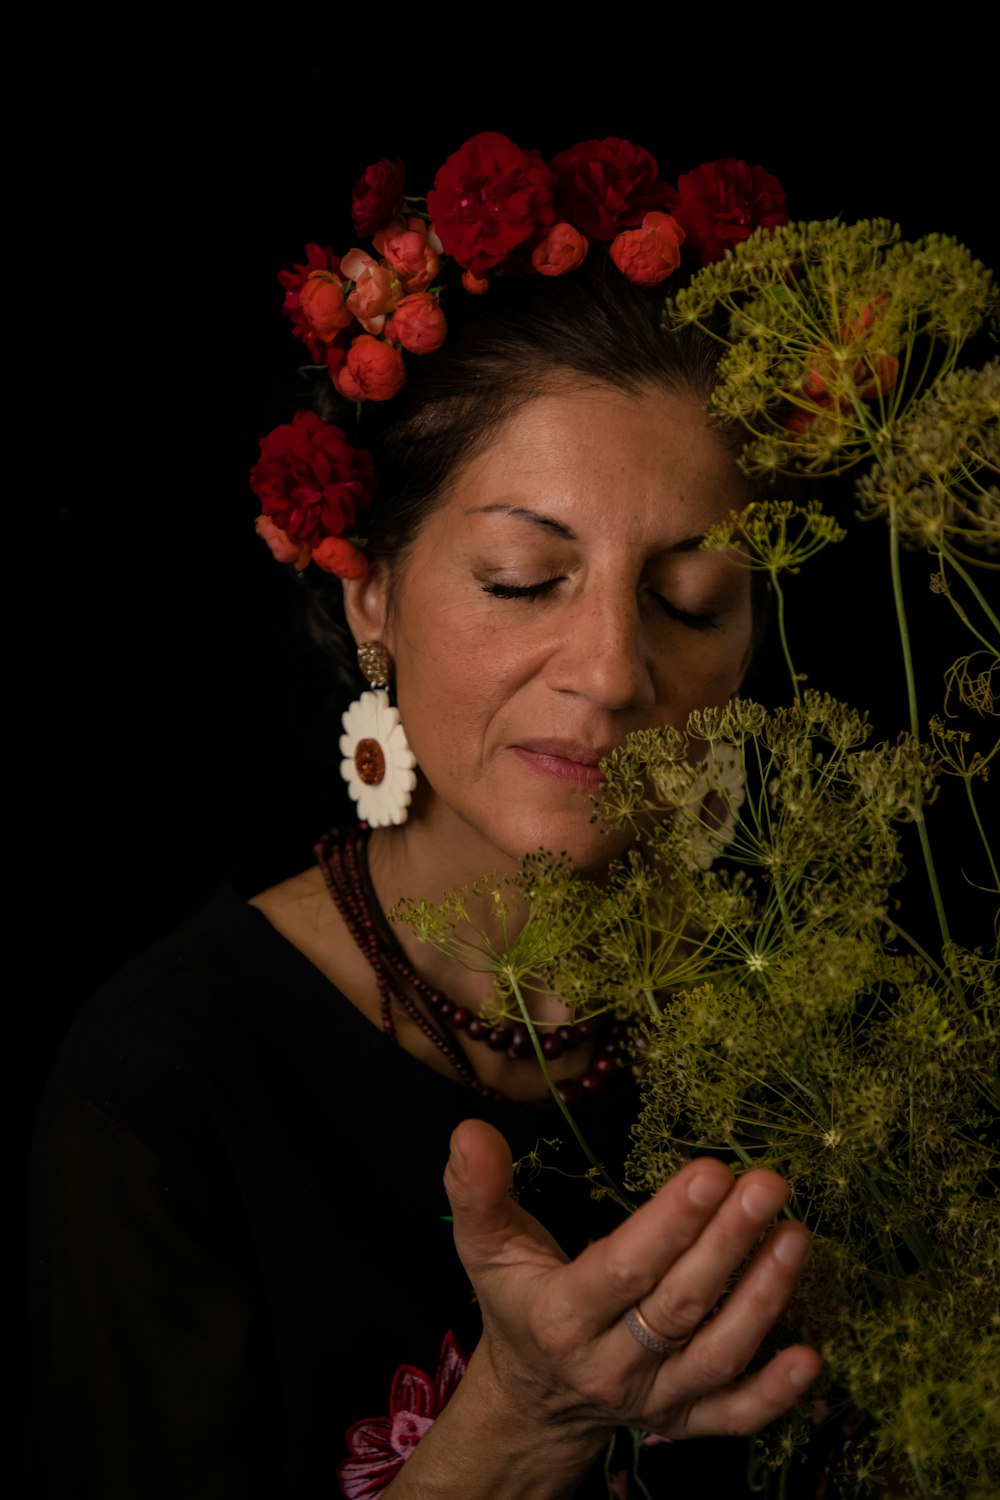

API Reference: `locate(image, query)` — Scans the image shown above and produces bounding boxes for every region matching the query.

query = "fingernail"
[741,1181,781,1221]
[688,1172,730,1209]
[789,1364,814,1391]
[773,1230,809,1269]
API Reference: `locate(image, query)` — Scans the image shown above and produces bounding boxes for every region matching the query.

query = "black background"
[18,36,998,1474]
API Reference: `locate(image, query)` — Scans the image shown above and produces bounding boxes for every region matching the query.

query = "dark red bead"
[593,1055,618,1075]
[466,1018,486,1041]
[580,1070,604,1092]
[576,1019,597,1038]
[557,1025,579,1051]
[556,1079,584,1106]
[450,1006,470,1030]
[488,1028,509,1051]
[507,1028,533,1059]
[541,1034,565,1060]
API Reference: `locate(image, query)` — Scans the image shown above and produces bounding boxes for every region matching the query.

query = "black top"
[26,875,780,1499]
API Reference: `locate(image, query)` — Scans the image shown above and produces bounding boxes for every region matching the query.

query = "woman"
[27,139,821,1499]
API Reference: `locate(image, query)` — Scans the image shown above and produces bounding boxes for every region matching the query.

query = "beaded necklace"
[314,827,629,1104]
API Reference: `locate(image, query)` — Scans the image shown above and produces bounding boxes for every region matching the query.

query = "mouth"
[511,739,617,790]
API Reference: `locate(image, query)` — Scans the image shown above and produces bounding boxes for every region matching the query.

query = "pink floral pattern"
[338,1331,468,1498]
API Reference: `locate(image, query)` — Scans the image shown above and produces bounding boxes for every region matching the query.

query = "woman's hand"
[435,1117,818,1493]
[383,1119,818,1498]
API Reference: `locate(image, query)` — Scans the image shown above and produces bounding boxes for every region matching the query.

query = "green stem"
[888,507,954,960]
[965,776,1000,902]
[943,548,1000,637]
[771,570,801,703]
[509,973,634,1214]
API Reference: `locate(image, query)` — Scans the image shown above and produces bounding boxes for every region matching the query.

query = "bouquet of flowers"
[398,218,998,1496]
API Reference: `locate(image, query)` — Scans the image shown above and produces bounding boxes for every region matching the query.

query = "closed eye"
[653,593,721,631]
[481,578,563,601]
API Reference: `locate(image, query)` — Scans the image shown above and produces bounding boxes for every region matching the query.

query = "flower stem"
[888,507,954,961]
[508,973,634,1214]
[771,570,801,703]
[964,776,1000,905]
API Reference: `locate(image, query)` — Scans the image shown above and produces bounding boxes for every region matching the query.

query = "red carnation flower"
[549,137,673,242]
[426,131,555,277]
[610,212,685,286]
[249,410,376,550]
[278,244,343,360]
[666,159,788,265]
[351,158,406,237]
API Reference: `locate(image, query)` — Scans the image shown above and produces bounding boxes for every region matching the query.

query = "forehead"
[436,384,745,541]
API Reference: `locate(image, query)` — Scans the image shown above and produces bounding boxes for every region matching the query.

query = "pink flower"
[254,514,311,570]
[299,269,354,342]
[338,1332,468,1499]
[530,222,588,277]
[335,335,407,402]
[341,249,403,334]
[385,293,447,354]
[461,269,491,295]
[610,212,685,286]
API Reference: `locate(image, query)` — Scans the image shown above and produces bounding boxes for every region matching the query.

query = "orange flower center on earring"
[355,739,386,785]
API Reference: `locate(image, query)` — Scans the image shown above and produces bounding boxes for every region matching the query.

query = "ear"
[342,559,392,650]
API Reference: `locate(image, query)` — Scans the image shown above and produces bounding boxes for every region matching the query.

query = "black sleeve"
[31,1095,286,1500]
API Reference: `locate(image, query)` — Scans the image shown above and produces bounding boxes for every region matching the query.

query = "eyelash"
[481,578,720,631]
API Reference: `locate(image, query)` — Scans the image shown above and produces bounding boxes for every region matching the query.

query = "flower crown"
[249,134,788,581]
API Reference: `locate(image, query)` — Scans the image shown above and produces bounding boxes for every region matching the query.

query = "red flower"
[351,158,406,237]
[249,410,376,551]
[426,131,555,277]
[338,1332,468,1499]
[335,335,407,403]
[531,222,589,277]
[312,535,369,579]
[549,137,673,242]
[385,293,447,354]
[610,212,685,286]
[667,159,788,265]
[375,218,441,293]
[254,514,311,571]
[278,244,343,359]
[299,269,354,342]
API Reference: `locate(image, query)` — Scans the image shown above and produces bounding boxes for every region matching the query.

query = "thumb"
[444,1118,517,1257]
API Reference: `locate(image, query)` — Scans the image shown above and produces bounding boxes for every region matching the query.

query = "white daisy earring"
[676,740,745,870]
[340,642,418,827]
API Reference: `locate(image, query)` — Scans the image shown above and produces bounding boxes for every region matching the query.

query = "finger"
[638,1169,790,1346]
[650,1221,813,1408]
[444,1118,566,1271]
[550,1156,737,1342]
[681,1343,823,1439]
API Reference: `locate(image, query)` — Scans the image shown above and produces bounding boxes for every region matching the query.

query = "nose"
[547,585,657,713]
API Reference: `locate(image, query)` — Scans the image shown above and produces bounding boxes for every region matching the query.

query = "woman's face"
[350,385,754,877]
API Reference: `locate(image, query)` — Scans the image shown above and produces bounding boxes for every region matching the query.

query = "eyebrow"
[465,503,707,550]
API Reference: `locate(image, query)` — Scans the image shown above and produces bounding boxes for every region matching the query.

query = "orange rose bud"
[311,536,369,579]
[610,212,685,286]
[334,334,407,402]
[255,514,311,570]
[379,218,441,292]
[855,351,900,400]
[299,270,353,340]
[385,293,447,354]
[531,222,588,277]
[461,269,491,294]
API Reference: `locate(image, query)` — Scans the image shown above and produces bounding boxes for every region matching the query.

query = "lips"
[511,738,618,789]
